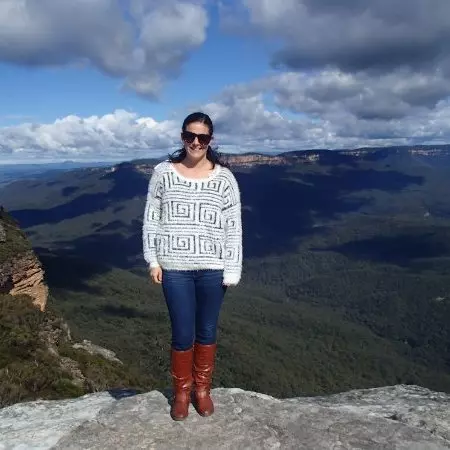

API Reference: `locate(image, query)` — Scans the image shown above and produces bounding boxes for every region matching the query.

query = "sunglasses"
[182,130,212,146]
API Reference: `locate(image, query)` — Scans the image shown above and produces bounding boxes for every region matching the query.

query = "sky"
[1,0,450,163]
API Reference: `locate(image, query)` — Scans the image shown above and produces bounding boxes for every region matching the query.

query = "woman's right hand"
[150,266,163,284]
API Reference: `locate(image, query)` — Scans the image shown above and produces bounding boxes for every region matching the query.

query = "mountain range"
[0,160,117,189]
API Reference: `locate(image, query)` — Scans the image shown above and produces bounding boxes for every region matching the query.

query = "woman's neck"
[181,155,211,170]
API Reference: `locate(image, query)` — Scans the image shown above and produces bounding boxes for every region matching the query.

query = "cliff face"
[223,154,292,167]
[0,209,48,311]
[131,146,450,175]
[133,153,315,174]
[0,250,48,311]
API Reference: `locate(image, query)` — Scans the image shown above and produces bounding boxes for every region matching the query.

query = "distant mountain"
[130,145,450,169]
[0,160,116,188]
[1,145,450,398]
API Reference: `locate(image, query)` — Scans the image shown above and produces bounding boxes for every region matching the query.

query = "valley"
[2,145,450,398]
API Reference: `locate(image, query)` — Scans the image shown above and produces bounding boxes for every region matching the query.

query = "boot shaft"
[193,343,217,416]
[171,347,194,387]
[170,347,194,421]
[193,342,217,387]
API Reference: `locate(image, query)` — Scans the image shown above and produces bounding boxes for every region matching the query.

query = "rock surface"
[0,385,449,449]
[0,208,48,311]
[224,154,292,167]
[72,339,123,364]
[0,250,48,311]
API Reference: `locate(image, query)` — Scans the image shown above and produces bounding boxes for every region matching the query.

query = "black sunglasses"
[182,130,212,146]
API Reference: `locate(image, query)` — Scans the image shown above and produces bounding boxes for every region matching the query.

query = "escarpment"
[0,207,48,311]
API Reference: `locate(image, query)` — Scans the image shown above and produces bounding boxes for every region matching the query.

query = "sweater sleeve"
[222,171,243,285]
[142,167,163,268]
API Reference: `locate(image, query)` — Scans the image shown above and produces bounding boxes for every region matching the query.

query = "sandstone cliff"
[223,153,292,167]
[0,250,48,311]
[0,208,48,311]
[132,152,318,174]
[0,385,449,449]
[130,146,450,176]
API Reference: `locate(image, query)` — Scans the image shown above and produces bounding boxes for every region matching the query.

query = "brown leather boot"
[170,347,194,421]
[193,342,217,417]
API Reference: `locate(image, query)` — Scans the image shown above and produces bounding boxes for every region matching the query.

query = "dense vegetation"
[0,208,31,264]
[0,292,153,407]
[2,147,450,400]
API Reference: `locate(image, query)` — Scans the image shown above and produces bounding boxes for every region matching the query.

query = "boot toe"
[194,392,214,416]
[171,411,188,421]
[171,399,190,420]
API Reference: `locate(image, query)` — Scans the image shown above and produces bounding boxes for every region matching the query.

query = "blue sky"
[0,5,271,125]
[1,0,450,163]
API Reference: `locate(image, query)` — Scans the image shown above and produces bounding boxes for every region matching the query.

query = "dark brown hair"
[168,111,229,168]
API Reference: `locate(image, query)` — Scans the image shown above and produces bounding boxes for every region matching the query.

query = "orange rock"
[1,251,48,311]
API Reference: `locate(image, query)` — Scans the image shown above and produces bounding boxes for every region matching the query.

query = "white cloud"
[4,68,450,163]
[0,0,208,98]
[0,110,180,162]
[203,69,450,151]
[267,69,450,120]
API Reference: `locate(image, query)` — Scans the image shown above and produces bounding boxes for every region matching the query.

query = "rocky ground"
[0,384,449,449]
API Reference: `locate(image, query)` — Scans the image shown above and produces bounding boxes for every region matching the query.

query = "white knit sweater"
[142,161,243,285]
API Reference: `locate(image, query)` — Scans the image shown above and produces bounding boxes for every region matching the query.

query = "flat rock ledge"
[0,385,449,449]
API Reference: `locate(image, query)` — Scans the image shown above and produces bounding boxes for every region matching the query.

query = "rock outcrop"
[0,385,449,449]
[0,250,48,311]
[0,209,48,311]
[223,154,291,167]
[72,339,123,365]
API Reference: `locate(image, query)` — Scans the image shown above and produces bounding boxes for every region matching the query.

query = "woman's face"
[181,121,212,162]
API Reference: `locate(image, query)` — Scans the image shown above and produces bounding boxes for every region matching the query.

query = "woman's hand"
[150,266,162,284]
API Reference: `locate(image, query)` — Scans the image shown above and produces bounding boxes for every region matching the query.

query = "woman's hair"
[168,111,229,168]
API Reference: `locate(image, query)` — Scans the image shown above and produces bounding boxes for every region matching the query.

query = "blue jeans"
[162,269,227,351]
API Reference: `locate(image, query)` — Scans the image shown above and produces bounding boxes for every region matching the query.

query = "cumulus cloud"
[0,110,180,162]
[0,0,208,98]
[211,0,450,152]
[202,70,450,151]
[267,69,450,120]
[0,103,312,161]
[3,84,450,163]
[232,0,450,74]
[4,62,450,161]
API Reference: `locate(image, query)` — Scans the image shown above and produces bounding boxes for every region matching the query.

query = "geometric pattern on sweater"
[142,161,243,285]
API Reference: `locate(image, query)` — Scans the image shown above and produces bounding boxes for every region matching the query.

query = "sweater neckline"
[169,162,221,182]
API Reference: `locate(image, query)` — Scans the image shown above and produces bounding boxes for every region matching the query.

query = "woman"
[142,111,242,421]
